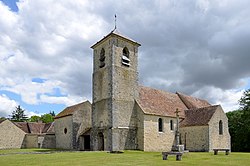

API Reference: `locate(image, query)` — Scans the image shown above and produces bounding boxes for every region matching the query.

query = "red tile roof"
[137,86,188,118]
[180,105,219,127]
[137,86,212,118]
[176,92,211,109]
[13,122,54,134]
[55,101,90,119]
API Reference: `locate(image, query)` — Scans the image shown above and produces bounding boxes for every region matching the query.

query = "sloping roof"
[43,122,54,133]
[55,101,90,119]
[13,122,54,134]
[14,122,30,133]
[180,105,219,127]
[137,86,188,118]
[176,92,211,109]
[91,28,141,49]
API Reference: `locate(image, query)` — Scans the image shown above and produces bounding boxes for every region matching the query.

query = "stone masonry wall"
[38,134,56,149]
[208,106,230,151]
[143,115,176,151]
[0,120,26,149]
[136,104,144,150]
[23,134,38,148]
[55,116,73,149]
[73,101,92,150]
[180,126,209,151]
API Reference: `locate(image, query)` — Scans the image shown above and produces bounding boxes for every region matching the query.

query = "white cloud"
[0,0,250,115]
[40,94,85,106]
[193,87,243,112]
[0,94,18,117]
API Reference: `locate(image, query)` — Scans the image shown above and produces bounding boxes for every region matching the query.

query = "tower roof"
[91,29,141,49]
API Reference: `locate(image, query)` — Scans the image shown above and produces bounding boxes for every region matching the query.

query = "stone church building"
[54,29,230,152]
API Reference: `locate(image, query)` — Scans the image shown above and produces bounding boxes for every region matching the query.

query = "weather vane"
[114,14,117,30]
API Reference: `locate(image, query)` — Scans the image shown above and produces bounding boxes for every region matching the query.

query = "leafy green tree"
[10,105,28,122]
[41,114,54,123]
[226,110,244,151]
[239,89,250,151]
[226,89,250,152]
[240,89,250,111]
[29,115,41,122]
[0,117,6,121]
[49,111,55,117]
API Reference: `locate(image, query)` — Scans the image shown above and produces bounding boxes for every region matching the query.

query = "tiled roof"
[137,86,188,118]
[13,122,54,134]
[55,101,90,119]
[180,105,219,127]
[91,28,141,49]
[176,92,211,109]
[14,122,30,133]
[43,122,54,133]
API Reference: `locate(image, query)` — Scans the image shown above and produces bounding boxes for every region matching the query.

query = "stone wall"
[38,134,56,149]
[0,120,26,149]
[136,104,144,150]
[180,126,209,151]
[74,101,92,150]
[143,115,176,151]
[208,106,231,151]
[55,116,73,149]
[23,134,38,148]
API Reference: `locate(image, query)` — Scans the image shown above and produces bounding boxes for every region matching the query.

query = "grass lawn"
[0,149,249,166]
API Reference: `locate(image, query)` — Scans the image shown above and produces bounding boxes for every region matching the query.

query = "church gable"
[55,101,91,119]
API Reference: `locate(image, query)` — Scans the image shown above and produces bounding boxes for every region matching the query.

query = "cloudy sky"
[1,0,250,117]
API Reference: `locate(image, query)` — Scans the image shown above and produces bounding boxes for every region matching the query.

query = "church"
[54,28,231,152]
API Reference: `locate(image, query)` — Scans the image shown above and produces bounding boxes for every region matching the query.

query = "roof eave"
[91,31,141,49]
[54,114,73,119]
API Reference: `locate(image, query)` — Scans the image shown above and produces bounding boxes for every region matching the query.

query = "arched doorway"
[98,132,104,151]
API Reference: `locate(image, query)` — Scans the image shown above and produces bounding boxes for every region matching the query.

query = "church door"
[84,135,90,150]
[98,132,104,151]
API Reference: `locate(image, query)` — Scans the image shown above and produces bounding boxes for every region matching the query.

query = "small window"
[219,120,223,135]
[99,48,105,68]
[122,47,130,67]
[64,128,67,134]
[158,118,163,132]
[170,120,174,131]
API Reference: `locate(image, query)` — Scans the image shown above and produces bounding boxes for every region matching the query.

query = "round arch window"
[64,128,67,134]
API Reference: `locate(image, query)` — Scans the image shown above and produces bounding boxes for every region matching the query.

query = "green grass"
[0,149,249,166]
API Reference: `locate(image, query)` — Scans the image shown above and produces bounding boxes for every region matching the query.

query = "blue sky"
[1,0,250,117]
[1,0,18,12]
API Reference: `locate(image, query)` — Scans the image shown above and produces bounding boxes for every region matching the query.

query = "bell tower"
[91,29,140,151]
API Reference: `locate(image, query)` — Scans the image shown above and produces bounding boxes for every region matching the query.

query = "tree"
[0,117,6,121]
[226,89,250,152]
[240,89,250,111]
[10,105,28,122]
[40,114,54,123]
[49,111,55,117]
[29,115,41,122]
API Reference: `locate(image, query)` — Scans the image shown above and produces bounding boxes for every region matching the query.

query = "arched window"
[219,120,223,135]
[170,120,174,131]
[158,118,163,132]
[122,47,130,67]
[99,48,105,68]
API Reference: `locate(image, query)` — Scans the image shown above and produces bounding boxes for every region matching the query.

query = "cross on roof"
[175,108,180,117]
